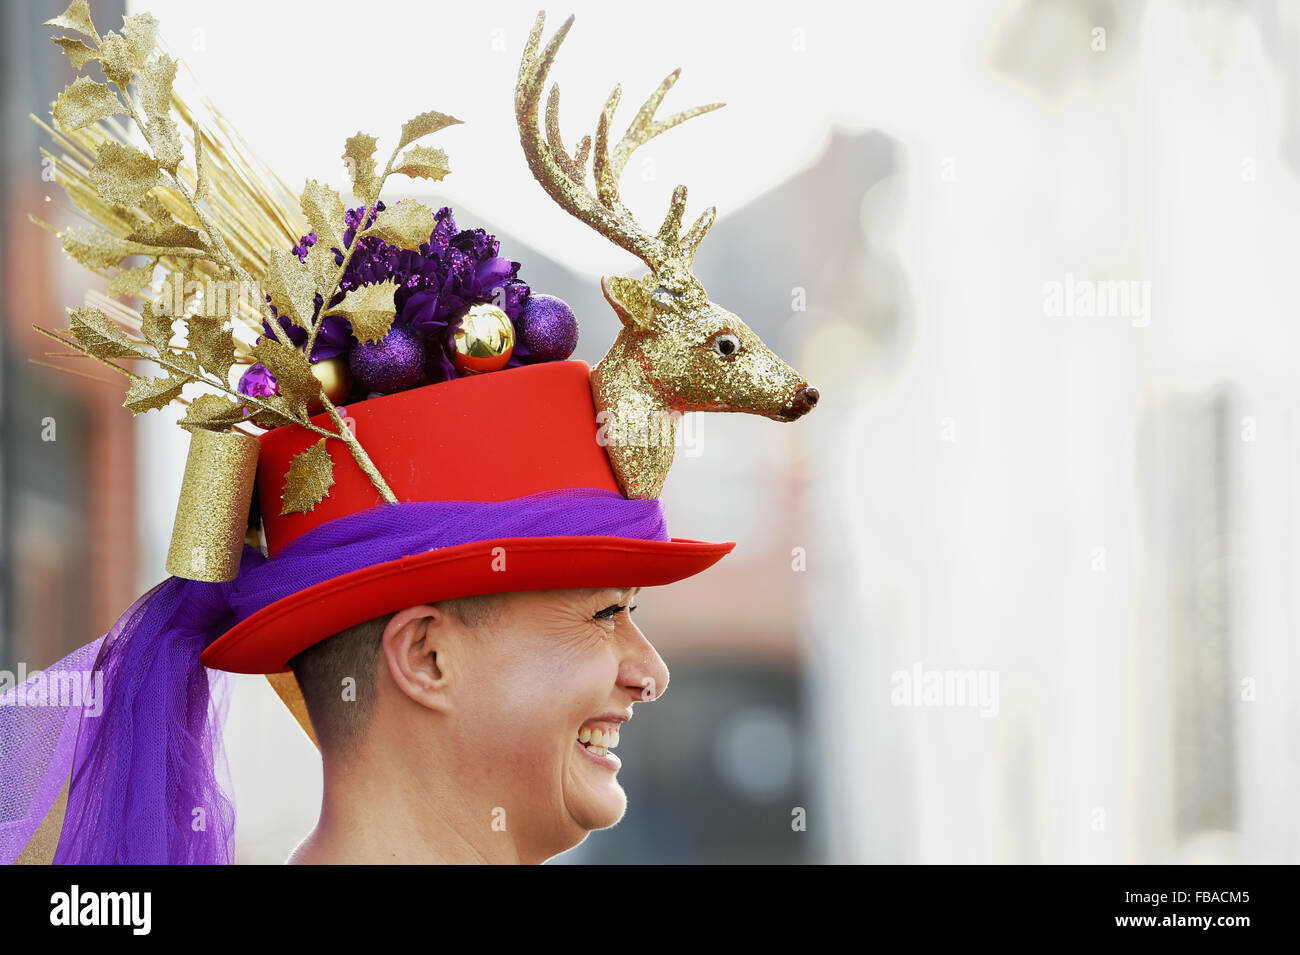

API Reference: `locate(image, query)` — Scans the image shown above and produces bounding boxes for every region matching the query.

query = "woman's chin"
[566,763,628,831]
[570,789,627,832]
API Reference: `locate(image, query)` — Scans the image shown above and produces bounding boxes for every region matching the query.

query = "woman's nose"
[622,628,670,702]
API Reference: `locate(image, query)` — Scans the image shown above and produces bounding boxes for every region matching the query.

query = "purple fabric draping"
[0,488,668,864]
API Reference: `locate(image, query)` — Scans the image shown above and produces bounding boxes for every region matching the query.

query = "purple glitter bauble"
[518,294,578,362]
[237,362,278,398]
[348,325,426,395]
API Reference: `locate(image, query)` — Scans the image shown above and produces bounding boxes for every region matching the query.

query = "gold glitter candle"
[165,428,260,582]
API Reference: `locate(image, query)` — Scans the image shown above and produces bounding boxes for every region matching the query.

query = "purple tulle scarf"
[0,488,668,864]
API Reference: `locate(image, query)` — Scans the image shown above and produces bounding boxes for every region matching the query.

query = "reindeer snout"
[784,385,819,420]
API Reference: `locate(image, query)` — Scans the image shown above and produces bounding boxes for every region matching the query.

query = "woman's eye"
[594,603,626,622]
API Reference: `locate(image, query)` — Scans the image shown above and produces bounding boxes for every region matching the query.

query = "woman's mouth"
[576,722,622,769]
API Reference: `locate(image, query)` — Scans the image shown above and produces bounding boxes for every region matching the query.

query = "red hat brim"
[200,533,734,674]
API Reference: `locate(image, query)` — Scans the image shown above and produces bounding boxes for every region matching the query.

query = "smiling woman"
[2,356,736,866]
[0,4,817,867]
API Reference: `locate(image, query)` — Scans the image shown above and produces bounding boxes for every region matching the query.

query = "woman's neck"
[286,740,524,865]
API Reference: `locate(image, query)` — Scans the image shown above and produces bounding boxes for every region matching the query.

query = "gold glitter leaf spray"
[516,11,820,499]
[31,3,465,555]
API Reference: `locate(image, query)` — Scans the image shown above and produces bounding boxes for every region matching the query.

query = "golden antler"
[516,11,723,273]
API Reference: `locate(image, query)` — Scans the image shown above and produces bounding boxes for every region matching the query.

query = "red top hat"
[199,360,734,674]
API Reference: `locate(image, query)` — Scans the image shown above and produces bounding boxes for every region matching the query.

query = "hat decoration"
[30,3,579,584]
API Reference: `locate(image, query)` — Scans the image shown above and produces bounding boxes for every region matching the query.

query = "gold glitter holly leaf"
[42,299,289,441]
[324,279,398,345]
[51,75,122,130]
[61,224,207,271]
[300,179,345,252]
[252,337,319,419]
[88,141,160,206]
[124,221,207,251]
[57,306,211,420]
[61,226,137,271]
[281,439,335,515]
[343,133,380,204]
[138,192,178,225]
[247,396,299,432]
[344,108,459,204]
[124,373,186,413]
[177,393,249,432]
[105,262,157,298]
[137,50,184,175]
[52,36,99,70]
[137,54,176,118]
[147,113,184,173]
[398,110,462,150]
[45,0,99,42]
[302,239,338,294]
[264,247,316,328]
[364,199,436,250]
[138,300,175,351]
[96,13,157,87]
[391,145,451,183]
[186,315,237,381]
[69,305,143,360]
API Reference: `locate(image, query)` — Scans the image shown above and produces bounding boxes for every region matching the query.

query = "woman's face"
[453,585,668,861]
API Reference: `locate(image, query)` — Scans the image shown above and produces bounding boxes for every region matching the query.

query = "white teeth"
[576,726,621,750]
[587,745,608,756]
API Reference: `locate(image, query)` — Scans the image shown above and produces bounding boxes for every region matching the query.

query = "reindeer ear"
[601,275,655,331]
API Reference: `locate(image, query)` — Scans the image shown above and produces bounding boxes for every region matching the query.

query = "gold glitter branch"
[29,2,472,511]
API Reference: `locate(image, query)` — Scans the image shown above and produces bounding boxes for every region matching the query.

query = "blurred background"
[2,0,1298,863]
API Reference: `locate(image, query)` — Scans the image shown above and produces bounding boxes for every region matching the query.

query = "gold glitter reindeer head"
[516,12,819,499]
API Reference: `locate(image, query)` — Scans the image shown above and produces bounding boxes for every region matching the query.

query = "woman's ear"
[380,603,460,712]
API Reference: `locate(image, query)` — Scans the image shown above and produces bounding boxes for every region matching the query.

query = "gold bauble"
[307,356,352,413]
[452,304,515,373]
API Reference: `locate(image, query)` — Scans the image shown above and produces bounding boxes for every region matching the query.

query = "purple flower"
[329,203,534,381]
[257,202,537,398]
[260,309,352,362]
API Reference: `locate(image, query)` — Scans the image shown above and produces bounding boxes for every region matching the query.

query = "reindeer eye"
[712,333,740,357]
